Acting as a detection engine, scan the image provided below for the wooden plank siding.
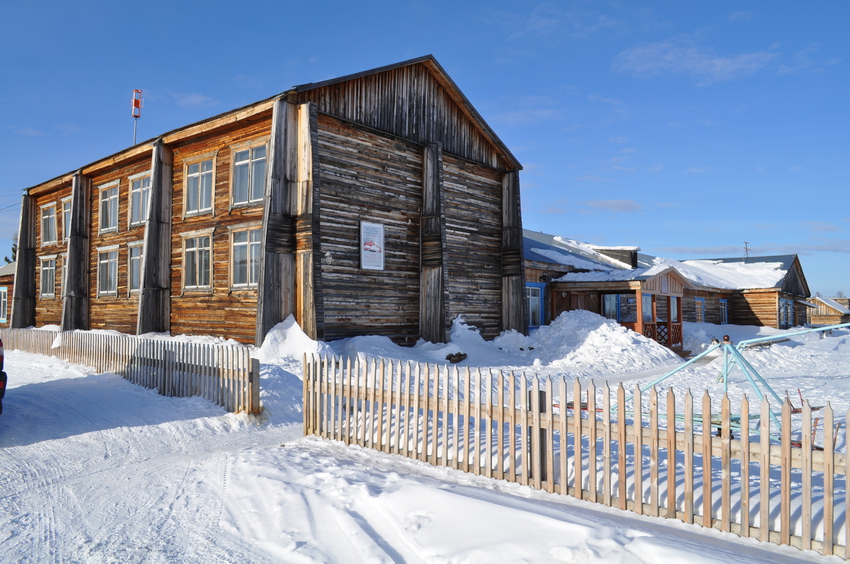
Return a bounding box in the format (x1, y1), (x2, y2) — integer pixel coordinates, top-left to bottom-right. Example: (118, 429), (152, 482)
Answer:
(316, 113), (423, 343)
(169, 112), (273, 344)
(87, 154), (153, 334)
(290, 61), (510, 171)
(728, 289), (779, 327)
(32, 183), (73, 327)
(442, 154), (504, 339)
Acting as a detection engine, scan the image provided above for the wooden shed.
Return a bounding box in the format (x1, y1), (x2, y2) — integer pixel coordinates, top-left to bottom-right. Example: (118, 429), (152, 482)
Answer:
(808, 296), (850, 326)
(13, 56), (525, 345)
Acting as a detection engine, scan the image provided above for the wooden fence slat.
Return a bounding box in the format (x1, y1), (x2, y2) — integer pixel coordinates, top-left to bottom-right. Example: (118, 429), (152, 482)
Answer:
(486, 370), (495, 479)
(702, 391), (712, 528)
(413, 362), (423, 461)
(650, 386), (659, 517)
(545, 377), (554, 494)
(497, 368), (505, 480)
(509, 371), (516, 482)
(520, 373), (529, 486)
(617, 383), (627, 510)
(740, 395), (750, 538)
(442, 365), (450, 466)
(781, 399), (792, 545)
(462, 367), (471, 473)
(721, 393), (731, 532)
(560, 378), (570, 497)
(667, 388), (677, 519)
(377, 358), (386, 453)
(823, 403), (834, 555)
(684, 390), (694, 524)
(531, 376), (541, 490)
(802, 400), (812, 551)
(588, 380), (597, 503)
(634, 384), (643, 515)
(603, 383), (612, 506)
(451, 366), (459, 469)
(760, 398), (771, 543)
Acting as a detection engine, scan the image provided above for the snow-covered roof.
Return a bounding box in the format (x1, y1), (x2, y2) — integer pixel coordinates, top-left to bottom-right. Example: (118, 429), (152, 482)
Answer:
(0, 262), (15, 277)
(526, 229), (792, 291)
(816, 296), (850, 315)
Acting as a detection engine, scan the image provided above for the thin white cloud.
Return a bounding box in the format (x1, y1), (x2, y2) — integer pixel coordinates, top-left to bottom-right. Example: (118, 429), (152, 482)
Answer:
(608, 136), (628, 144)
(9, 126), (46, 137)
(613, 39), (775, 84)
(686, 167), (710, 173)
(648, 164), (664, 173)
(584, 199), (644, 212)
(805, 221), (844, 233)
(170, 92), (219, 109)
(588, 94), (622, 104)
(778, 45), (841, 75)
(729, 11), (755, 21)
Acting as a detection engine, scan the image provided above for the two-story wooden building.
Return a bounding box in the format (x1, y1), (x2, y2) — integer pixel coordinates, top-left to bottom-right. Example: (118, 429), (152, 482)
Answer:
(13, 56), (526, 345)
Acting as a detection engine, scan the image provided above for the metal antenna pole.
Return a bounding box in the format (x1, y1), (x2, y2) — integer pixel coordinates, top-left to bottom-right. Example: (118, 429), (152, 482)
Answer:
(132, 89), (143, 145)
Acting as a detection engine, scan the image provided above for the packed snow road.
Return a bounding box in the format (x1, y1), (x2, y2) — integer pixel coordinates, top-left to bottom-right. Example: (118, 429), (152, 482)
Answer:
(0, 343), (836, 563)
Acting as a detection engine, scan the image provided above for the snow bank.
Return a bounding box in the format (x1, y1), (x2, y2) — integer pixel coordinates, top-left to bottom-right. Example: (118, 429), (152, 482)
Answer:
(256, 315), (332, 363)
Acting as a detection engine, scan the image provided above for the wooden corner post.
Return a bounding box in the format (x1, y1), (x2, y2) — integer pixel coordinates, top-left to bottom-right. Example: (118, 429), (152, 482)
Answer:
(501, 170), (526, 333)
(137, 139), (173, 335)
(11, 194), (36, 328)
(256, 97), (296, 346)
(420, 143), (448, 343)
(61, 172), (92, 331)
(294, 103), (322, 340)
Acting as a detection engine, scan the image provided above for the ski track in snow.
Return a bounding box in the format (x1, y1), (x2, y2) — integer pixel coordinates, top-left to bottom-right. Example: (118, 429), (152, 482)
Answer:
(2, 315), (848, 563)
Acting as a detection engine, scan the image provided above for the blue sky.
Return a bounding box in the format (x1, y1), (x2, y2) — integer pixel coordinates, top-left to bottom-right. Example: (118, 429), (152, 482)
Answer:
(2, 1), (848, 295)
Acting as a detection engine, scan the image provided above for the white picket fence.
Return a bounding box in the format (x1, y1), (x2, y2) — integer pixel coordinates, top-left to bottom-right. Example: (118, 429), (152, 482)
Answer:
(1, 328), (260, 414)
(304, 355), (850, 559)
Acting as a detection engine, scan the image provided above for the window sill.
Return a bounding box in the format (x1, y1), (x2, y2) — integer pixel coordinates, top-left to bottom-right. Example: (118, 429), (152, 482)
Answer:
(99, 227), (118, 235)
(230, 200), (263, 210)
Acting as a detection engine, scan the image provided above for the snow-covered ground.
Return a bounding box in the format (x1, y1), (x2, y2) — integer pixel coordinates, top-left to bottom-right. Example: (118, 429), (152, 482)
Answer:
(2, 312), (847, 563)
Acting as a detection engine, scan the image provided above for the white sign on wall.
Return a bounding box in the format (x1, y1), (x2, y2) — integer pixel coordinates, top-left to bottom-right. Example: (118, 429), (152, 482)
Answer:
(360, 221), (385, 271)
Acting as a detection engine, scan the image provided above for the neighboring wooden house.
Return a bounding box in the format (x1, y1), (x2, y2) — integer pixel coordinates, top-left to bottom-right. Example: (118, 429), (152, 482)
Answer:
(677, 255), (812, 329)
(0, 262), (13, 328)
(13, 56), (525, 345)
(808, 296), (850, 326)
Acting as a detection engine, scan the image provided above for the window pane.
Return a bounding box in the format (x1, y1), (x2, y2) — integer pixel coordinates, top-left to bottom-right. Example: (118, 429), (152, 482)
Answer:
(251, 158), (266, 201)
(200, 164), (213, 210)
(187, 174), (199, 212)
(188, 163), (199, 175)
(642, 295), (653, 322)
(671, 297), (679, 322)
(234, 242), (247, 285)
(233, 162), (249, 203)
(603, 294), (618, 320)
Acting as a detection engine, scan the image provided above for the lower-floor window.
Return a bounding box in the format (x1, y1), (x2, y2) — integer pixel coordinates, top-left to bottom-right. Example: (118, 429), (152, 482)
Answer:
(719, 299), (729, 324)
(98, 250), (118, 296)
(670, 296), (679, 323)
(129, 244), (143, 292)
(0, 286), (7, 323)
(526, 284), (544, 328)
(185, 235), (212, 290)
(642, 294), (653, 322)
(232, 228), (261, 287)
(40, 258), (56, 297)
(694, 298), (705, 323)
(602, 294), (619, 320)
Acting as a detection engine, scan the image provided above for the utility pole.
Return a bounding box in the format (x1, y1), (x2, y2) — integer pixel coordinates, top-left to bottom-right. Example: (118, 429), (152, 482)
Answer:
(743, 241), (751, 258)
(132, 89), (143, 145)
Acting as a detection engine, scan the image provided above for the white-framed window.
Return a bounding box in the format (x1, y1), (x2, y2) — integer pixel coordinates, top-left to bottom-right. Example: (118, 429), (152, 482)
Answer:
(694, 297), (705, 323)
(232, 144), (266, 205)
(128, 241), (144, 292)
(186, 158), (214, 215)
(526, 283), (544, 328)
(129, 171), (151, 226)
(670, 296), (679, 323)
(99, 181), (119, 232)
(719, 299), (729, 324)
(40, 256), (57, 297)
(0, 286), (8, 323)
(61, 197), (72, 241)
(183, 231), (213, 290)
(231, 227), (261, 288)
(41, 203), (57, 246)
(97, 246), (119, 296)
(642, 294), (653, 323)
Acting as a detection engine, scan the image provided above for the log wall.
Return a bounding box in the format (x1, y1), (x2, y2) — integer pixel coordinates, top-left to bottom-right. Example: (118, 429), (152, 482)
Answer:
(316, 114), (423, 343)
(442, 154), (503, 339)
(169, 112), (273, 344)
(33, 183), (73, 327)
(87, 155), (152, 334)
(729, 290), (778, 327)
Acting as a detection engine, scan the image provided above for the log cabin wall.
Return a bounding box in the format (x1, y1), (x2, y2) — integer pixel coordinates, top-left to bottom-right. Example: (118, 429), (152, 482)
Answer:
(32, 182), (74, 327)
(729, 290), (778, 327)
(87, 155), (153, 334)
(682, 289), (731, 324)
(169, 112), (273, 344)
(290, 61), (508, 170)
(442, 154), (504, 339)
(315, 113), (424, 343)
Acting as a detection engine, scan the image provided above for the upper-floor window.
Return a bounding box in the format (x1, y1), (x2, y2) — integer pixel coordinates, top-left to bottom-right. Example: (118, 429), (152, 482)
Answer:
(61, 197), (72, 241)
(40, 257), (56, 297)
(232, 145), (266, 205)
(129, 172), (151, 226)
(184, 234), (212, 290)
(97, 248), (118, 296)
(99, 182), (119, 232)
(186, 159), (214, 215)
(41, 204), (57, 246)
(231, 227), (261, 288)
